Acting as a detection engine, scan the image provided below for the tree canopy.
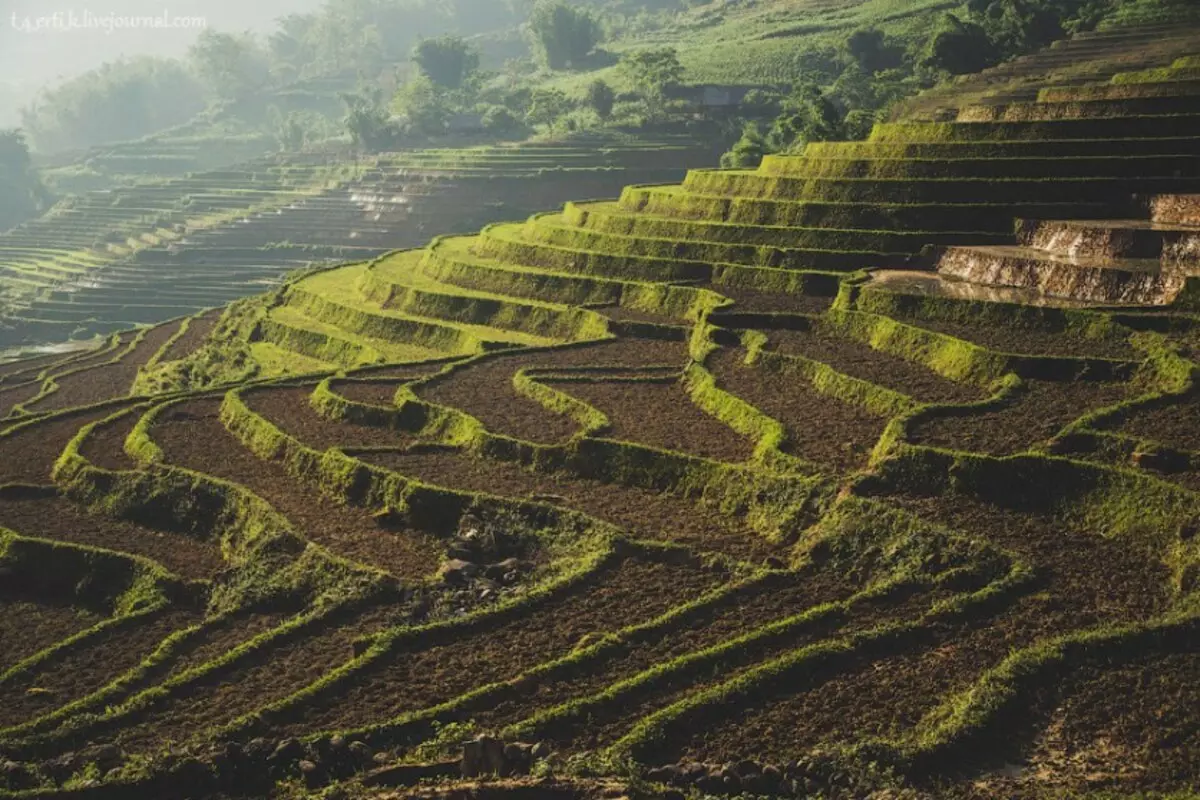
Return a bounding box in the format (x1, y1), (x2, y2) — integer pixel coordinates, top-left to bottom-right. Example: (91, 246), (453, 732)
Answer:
(527, 0), (603, 70)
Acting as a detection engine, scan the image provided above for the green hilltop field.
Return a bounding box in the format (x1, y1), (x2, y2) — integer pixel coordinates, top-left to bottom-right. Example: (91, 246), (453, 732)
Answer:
(2, 5), (1200, 800)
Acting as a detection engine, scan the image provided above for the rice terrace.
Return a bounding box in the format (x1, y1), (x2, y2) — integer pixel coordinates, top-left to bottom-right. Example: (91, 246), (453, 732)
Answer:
(2, 0), (1200, 798)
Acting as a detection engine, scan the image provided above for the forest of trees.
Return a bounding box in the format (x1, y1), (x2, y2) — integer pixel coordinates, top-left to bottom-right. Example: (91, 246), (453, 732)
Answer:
(12, 0), (1191, 158)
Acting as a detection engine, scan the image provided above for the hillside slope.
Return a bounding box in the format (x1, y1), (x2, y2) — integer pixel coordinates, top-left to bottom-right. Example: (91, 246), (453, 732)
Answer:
(0, 21), (1199, 800)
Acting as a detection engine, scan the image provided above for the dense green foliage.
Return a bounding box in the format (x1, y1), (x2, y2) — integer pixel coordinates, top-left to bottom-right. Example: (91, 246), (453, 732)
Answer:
(19, 58), (206, 153)
(528, 0), (604, 70)
(413, 36), (482, 89)
(0, 130), (51, 232)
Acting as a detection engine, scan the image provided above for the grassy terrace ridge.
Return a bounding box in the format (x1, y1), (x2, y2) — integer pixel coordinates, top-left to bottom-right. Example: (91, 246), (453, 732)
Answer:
(3, 21), (1200, 800)
(0, 133), (720, 350)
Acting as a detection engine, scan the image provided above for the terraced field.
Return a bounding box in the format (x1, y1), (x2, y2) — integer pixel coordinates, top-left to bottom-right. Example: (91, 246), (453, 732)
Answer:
(0, 135), (720, 352)
(2, 21), (1200, 800)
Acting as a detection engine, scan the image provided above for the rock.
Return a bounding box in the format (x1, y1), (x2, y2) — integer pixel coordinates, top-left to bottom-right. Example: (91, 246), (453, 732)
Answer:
(223, 742), (244, 763)
(327, 735), (347, 754)
(348, 741), (374, 764)
(461, 736), (506, 777)
(531, 741), (551, 760)
(83, 744), (123, 768)
(245, 738), (271, 760)
(485, 558), (526, 581)
(363, 760), (458, 787)
(695, 774), (723, 793)
(0, 762), (34, 791)
(298, 760), (321, 788)
(735, 759), (761, 778)
(447, 544), (476, 562)
(503, 742), (533, 774)
(680, 761), (707, 781)
(662, 791), (686, 800)
(646, 765), (680, 784)
(765, 556), (787, 570)
(269, 738), (304, 765)
(439, 559), (479, 584)
(722, 771), (742, 792)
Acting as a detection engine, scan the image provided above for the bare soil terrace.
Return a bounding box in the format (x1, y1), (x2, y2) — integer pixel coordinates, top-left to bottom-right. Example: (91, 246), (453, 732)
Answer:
(152, 399), (444, 581)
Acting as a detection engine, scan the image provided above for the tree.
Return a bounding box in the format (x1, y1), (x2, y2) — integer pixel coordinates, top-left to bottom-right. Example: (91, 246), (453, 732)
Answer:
(527, 0), (601, 70)
(343, 96), (397, 151)
(620, 47), (684, 119)
(526, 88), (570, 129)
(767, 83), (844, 152)
(19, 57), (206, 153)
(412, 36), (480, 89)
(920, 13), (997, 75)
(482, 105), (524, 136)
(0, 130), (51, 232)
(188, 30), (272, 102)
(392, 74), (452, 135)
(845, 28), (905, 73)
(720, 123), (768, 168)
(586, 79), (615, 119)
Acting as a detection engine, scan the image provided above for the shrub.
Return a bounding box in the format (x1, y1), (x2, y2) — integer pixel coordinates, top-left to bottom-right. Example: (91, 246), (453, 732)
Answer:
(921, 13), (998, 75)
(412, 36), (481, 90)
(527, 0), (602, 70)
(586, 79), (616, 120)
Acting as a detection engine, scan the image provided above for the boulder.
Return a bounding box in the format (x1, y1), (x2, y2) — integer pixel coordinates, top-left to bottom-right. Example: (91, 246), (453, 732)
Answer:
(268, 738), (304, 765)
(461, 736), (506, 777)
(439, 559), (479, 584)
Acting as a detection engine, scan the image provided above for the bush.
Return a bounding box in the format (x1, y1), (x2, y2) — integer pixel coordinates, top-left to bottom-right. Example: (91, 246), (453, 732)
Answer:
(845, 28), (906, 73)
(482, 105), (524, 136)
(0, 130), (51, 231)
(413, 36), (481, 90)
(528, 0), (602, 70)
(620, 47), (685, 120)
(719, 124), (768, 168)
(921, 13), (998, 75)
(19, 57), (206, 153)
(586, 79), (616, 120)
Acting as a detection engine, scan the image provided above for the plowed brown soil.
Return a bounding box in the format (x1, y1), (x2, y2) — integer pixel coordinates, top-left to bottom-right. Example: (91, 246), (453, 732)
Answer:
(0, 598), (104, 674)
(151, 399), (443, 580)
(418, 340), (687, 445)
(96, 602), (407, 754)
(891, 315), (1135, 360)
(333, 379), (407, 407)
(712, 286), (835, 314)
(243, 385), (416, 450)
(557, 379), (756, 462)
(31, 321), (183, 412)
(709, 349), (888, 473)
(0, 408), (120, 484)
(0, 381), (43, 418)
(767, 328), (985, 405)
(910, 379), (1133, 455)
(0, 487), (225, 581)
(0, 610), (196, 730)
(474, 569), (854, 733)
(0, 351), (81, 383)
(359, 448), (778, 561)
(76, 409), (141, 471)
(157, 310), (220, 363)
(1116, 396), (1200, 452)
(265, 555), (725, 738)
(1001, 650), (1200, 794)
